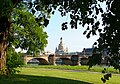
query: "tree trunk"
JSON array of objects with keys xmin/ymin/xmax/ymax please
[
  {"xmin": 0, "ymin": 32, "xmax": 6, "ymax": 70},
  {"xmin": 0, "ymin": 16, "xmax": 8, "ymax": 70}
]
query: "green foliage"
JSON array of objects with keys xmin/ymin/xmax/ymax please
[
  {"xmin": 0, "ymin": 46, "xmax": 24, "ymax": 76},
  {"xmin": 0, "ymin": 0, "xmax": 13, "ymax": 17},
  {"xmin": 0, "ymin": 68, "xmax": 7, "ymax": 76},
  {"xmin": 87, "ymin": 53, "xmax": 102, "ymax": 69},
  {"xmin": 108, "ymin": 56, "xmax": 120, "ymax": 71},
  {"xmin": 6, "ymin": 46, "xmax": 24, "ymax": 75},
  {"xmin": 0, "ymin": 0, "xmax": 13, "ymax": 43},
  {"xmin": 9, "ymin": 2, "xmax": 48, "ymax": 55}
]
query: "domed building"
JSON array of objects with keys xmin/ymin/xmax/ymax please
[{"xmin": 55, "ymin": 37, "xmax": 68, "ymax": 55}]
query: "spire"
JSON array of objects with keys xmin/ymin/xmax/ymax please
[
  {"xmin": 58, "ymin": 37, "xmax": 64, "ymax": 51},
  {"xmin": 55, "ymin": 47, "xmax": 58, "ymax": 53},
  {"xmin": 60, "ymin": 37, "xmax": 62, "ymax": 41},
  {"xmin": 60, "ymin": 37, "xmax": 63, "ymax": 44}
]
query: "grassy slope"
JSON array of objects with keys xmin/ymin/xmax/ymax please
[{"xmin": 0, "ymin": 66, "xmax": 120, "ymax": 84}]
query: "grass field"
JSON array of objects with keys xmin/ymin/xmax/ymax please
[
  {"xmin": 24, "ymin": 65, "xmax": 120, "ymax": 73},
  {"xmin": 0, "ymin": 65, "xmax": 120, "ymax": 84}
]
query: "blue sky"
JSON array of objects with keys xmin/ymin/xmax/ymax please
[{"xmin": 45, "ymin": 10, "xmax": 99, "ymax": 53}]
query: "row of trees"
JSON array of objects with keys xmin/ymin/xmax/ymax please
[{"xmin": 0, "ymin": 0, "xmax": 120, "ymax": 75}]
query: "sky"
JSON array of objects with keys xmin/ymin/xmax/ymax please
[{"xmin": 44, "ymin": 10, "xmax": 99, "ymax": 53}]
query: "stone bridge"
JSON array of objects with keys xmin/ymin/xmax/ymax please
[{"xmin": 22, "ymin": 54, "xmax": 88, "ymax": 65}]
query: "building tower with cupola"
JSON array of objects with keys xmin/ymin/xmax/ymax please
[{"xmin": 55, "ymin": 37, "xmax": 68, "ymax": 55}]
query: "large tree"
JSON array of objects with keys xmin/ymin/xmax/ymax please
[
  {"xmin": 0, "ymin": 0, "xmax": 48, "ymax": 70},
  {"xmin": 4, "ymin": 4, "xmax": 48, "ymax": 75}
]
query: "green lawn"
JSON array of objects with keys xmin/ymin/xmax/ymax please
[
  {"xmin": 0, "ymin": 66, "xmax": 120, "ymax": 84},
  {"xmin": 24, "ymin": 65, "xmax": 120, "ymax": 73}
]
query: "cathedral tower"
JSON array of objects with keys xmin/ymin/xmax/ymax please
[{"xmin": 55, "ymin": 37, "xmax": 68, "ymax": 55}]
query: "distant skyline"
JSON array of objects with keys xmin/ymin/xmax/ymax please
[{"xmin": 45, "ymin": 10, "xmax": 99, "ymax": 53}]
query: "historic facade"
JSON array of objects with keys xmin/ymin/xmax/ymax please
[{"xmin": 55, "ymin": 37, "xmax": 68, "ymax": 55}]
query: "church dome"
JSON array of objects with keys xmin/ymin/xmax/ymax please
[{"xmin": 55, "ymin": 37, "xmax": 68, "ymax": 54}]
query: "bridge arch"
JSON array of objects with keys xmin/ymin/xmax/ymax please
[
  {"xmin": 35, "ymin": 58, "xmax": 49, "ymax": 65},
  {"xmin": 71, "ymin": 55, "xmax": 80, "ymax": 65},
  {"xmin": 80, "ymin": 57, "xmax": 88, "ymax": 65},
  {"xmin": 56, "ymin": 58, "xmax": 72, "ymax": 65},
  {"xmin": 27, "ymin": 58, "xmax": 49, "ymax": 65}
]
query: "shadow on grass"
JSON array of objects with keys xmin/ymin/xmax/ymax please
[{"xmin": 0, "ymin": 74, "xmax": 93, "ymax": 84}]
